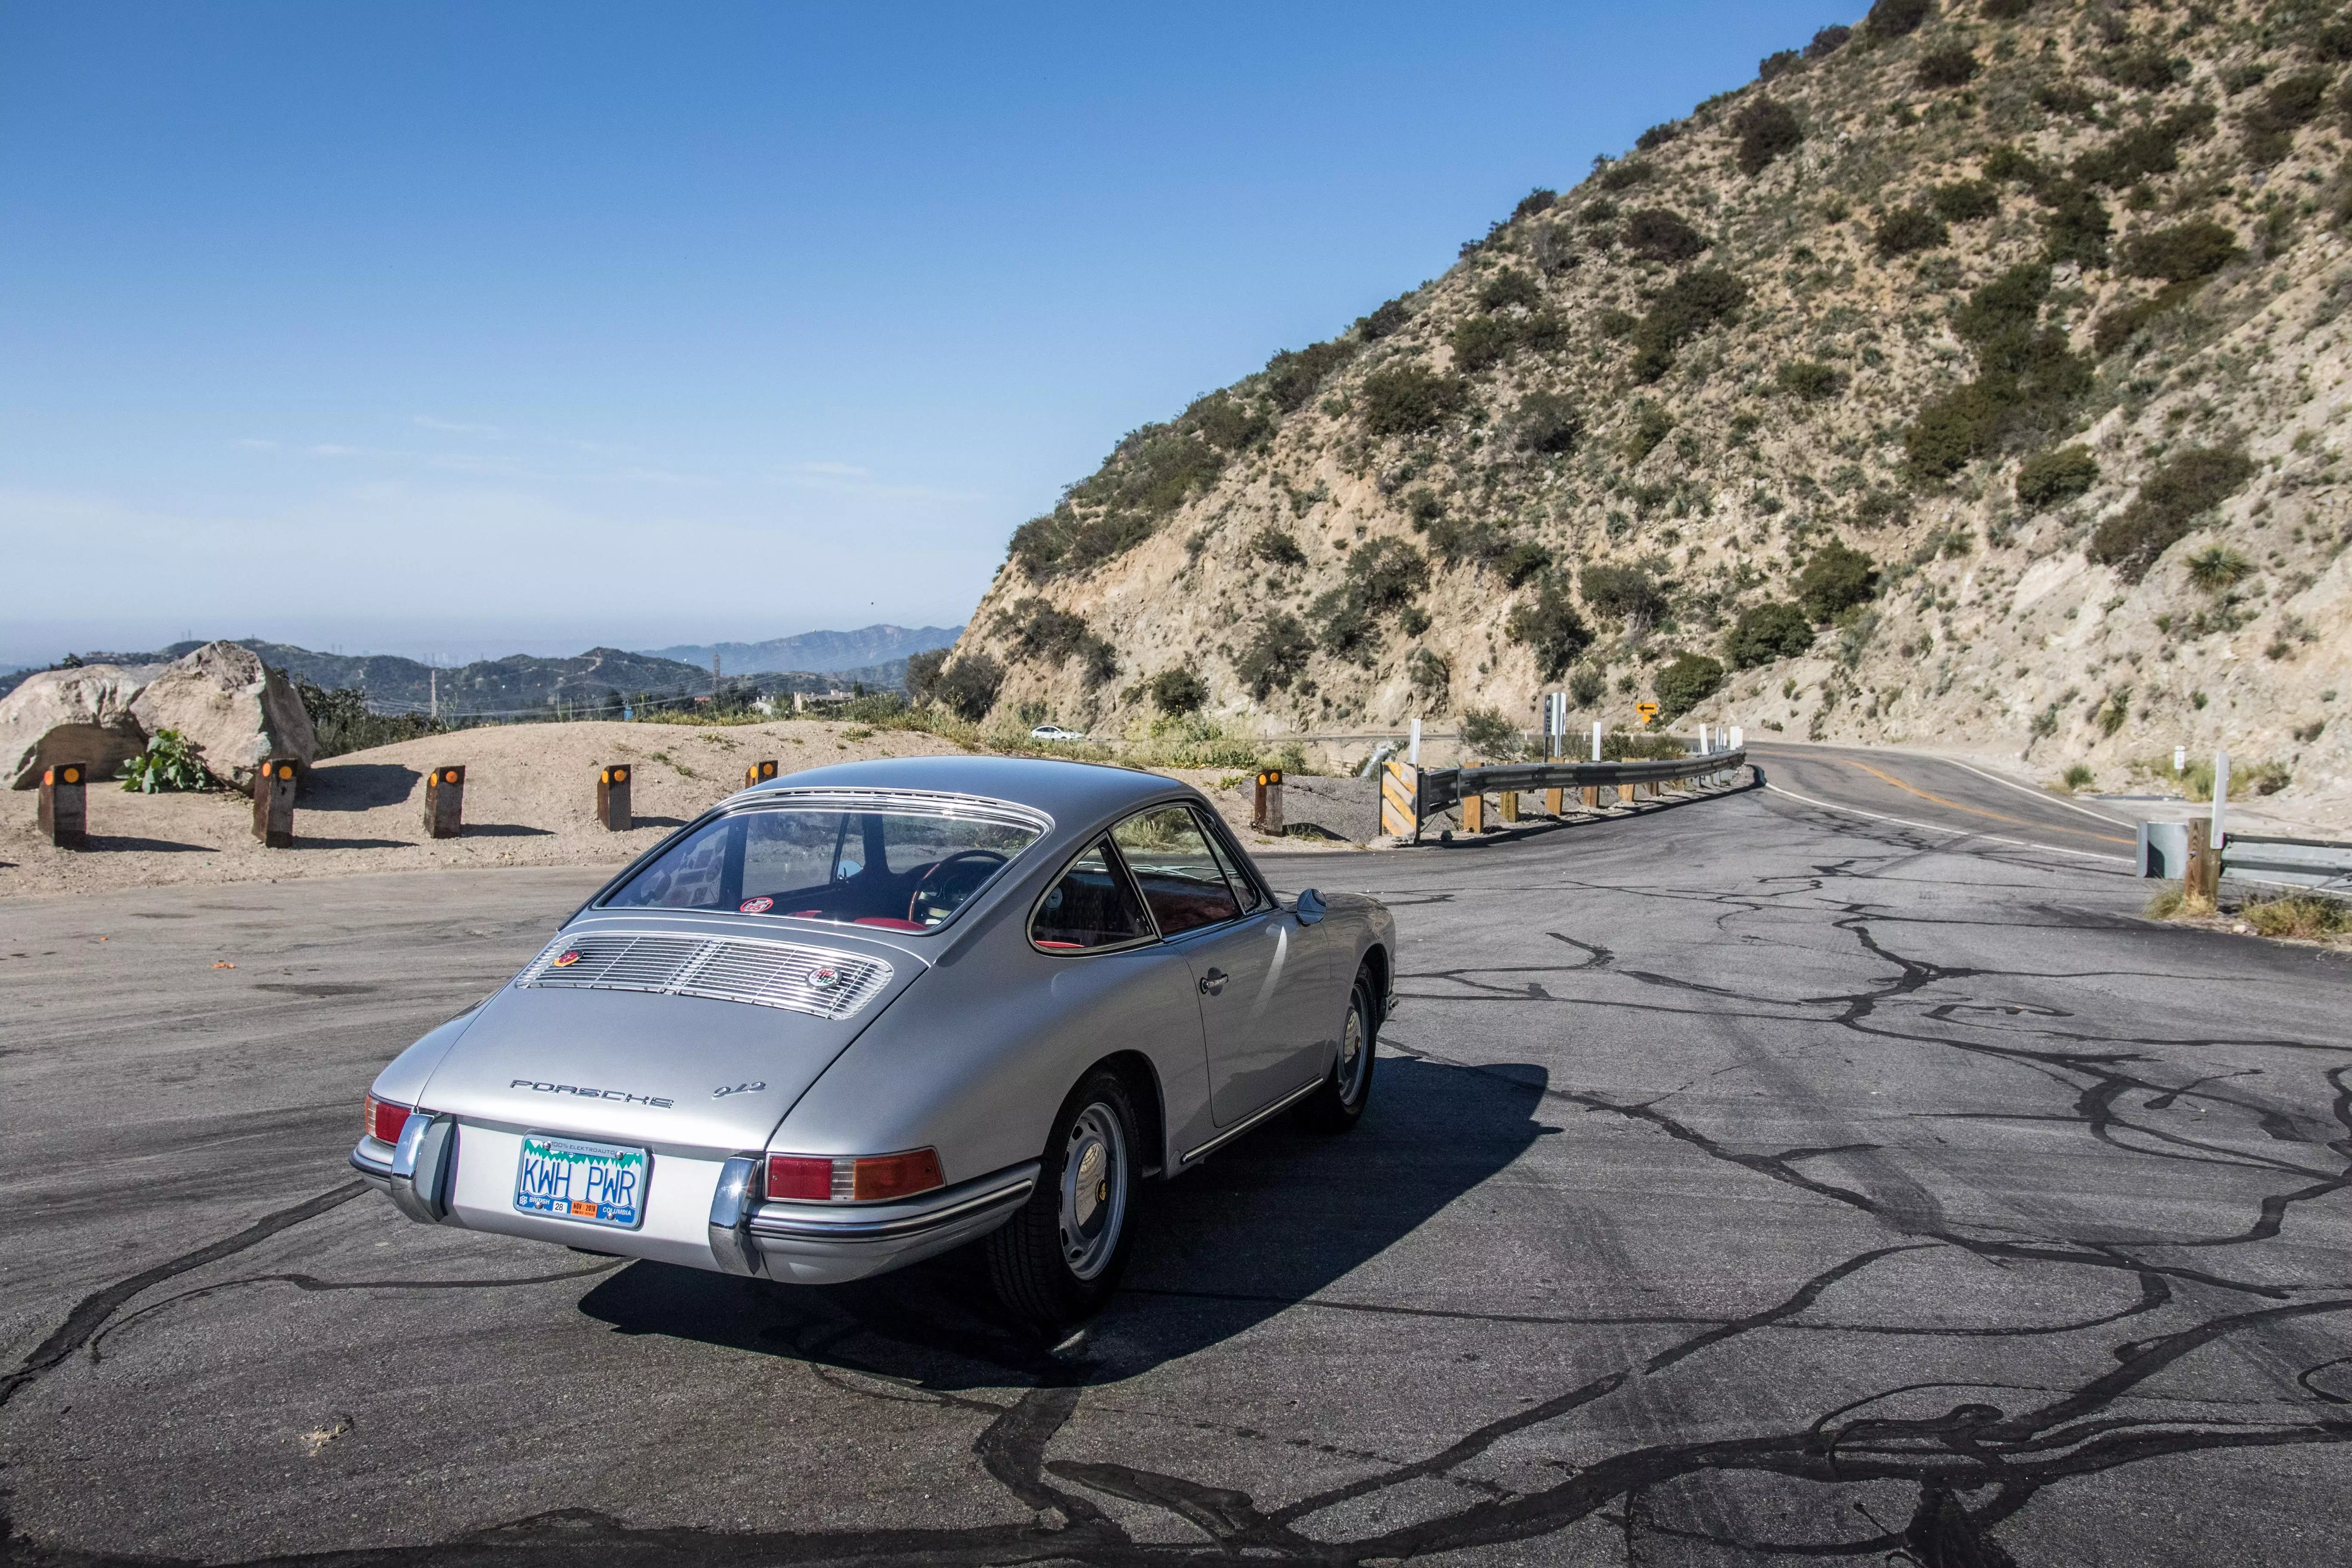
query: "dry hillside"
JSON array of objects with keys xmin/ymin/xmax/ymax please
[{"xmin": 940, "ymin": 0, "xmax": 2352, "ymax": 823}]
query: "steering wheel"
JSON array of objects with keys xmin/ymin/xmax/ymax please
[{"xmin": 907, "ymin": 850, "xmax": 1008, "ymax": 922}]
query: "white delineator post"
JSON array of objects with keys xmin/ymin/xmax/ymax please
[
  {"xmin": 1700, "ymin": 724, "xmax": 1712, "ymax": 755},
  {"xmin": 1591, "ymin": 722, "xmax": 1604, "ymax": 763},
  {"xmin": 2211, "ymin": 750, "xmax": 2231, "ymax": 848}
]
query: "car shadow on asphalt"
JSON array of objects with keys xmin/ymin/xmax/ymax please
[{"xmin": 575, "ymin": 1054, "xmax": 1547, "ymax": 1387}]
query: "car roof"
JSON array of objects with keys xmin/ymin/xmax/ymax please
[{"xmin": 735, "ymin": 753, "xmax": 1194, "ymax": 831}]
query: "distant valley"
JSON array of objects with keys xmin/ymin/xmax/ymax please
[{"xmin": 640, "ymin": 624, "xmax": 962, "ymax": 676}]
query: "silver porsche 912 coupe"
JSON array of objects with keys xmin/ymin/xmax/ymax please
[{"xmin": 353, "ymin": 756, "xmax": 1396, "ymax": 1324}]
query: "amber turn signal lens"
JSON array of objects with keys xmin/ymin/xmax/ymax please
[
  {"xmin": 851, "ymin": 1148, "xmax": 944, "ymax": 1201},
  {"xmin": 365, "ymin": 1095, "xmax": 411, "ymax": 1145}
]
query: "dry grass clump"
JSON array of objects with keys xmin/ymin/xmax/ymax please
[{"xmin": 2241, "ymin": 895, "xmax": 2352, "ymax": 942}]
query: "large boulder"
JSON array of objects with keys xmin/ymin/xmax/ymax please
[
  {"xmin": 0, "ymin": 665, "xmax": 150, "ymax": 789},
  {"xmin": 129, "ymin": 642, "xmax": 316, "ymax": 793}
]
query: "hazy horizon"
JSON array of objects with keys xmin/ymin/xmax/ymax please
[{"xmin": 3, "ymin": 0, "xmax": 1842, "ymax": 669}]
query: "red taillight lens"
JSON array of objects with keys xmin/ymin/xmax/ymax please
[
  {"xmin": 852, "ymin": 1149, "xmax": 944, "ymax": 1202},
  {"xmin": 765, "ymin": 1155, "xmax": 833, "ymax": 1201},
  {"xmin": 366, "ymin": 1096, "xmax": 411, "ymax": 1145}
]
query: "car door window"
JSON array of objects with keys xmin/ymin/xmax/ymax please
[
  {"xmin": 1197, "ymin": 815, "xmax": 1265, "ymax": 913},
  {"xmin": 1032, "ymin": 838, "xmax": 1155, "ymax": 951},
  {"xmin": 1113, "ymin": 806, "xmax": 1242, "ymax": 935}
]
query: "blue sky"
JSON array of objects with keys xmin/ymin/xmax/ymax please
[{"xmin": 0, "ymin": 1, "xmax": 1844, "ymax": 668}]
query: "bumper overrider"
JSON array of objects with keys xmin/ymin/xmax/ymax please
[{"xmin": 351, "ymin": 1118, "xmax": 1037, "ymax": 1285}]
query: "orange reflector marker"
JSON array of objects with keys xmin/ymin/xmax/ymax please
[{"xmin": 852, "ymin": 1148, "xmax": 945, "ymax": 1201}]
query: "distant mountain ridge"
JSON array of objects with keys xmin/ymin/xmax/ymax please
[{"xmin": 639, "ymin": 624, "xmax": 963, "ymax": 675}]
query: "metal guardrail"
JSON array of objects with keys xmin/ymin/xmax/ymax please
[
  {"xmin": 2138, "ymin": 822, "xmax": 2352, "ymax": 897},
  {"xmin": 1379, "ymin": 748, "xmax": 1749, "ymax": 842}
]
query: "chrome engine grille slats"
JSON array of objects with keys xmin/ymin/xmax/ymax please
[{"xmin": 521, "ymin": 933, "xmax": 893, "ymax": 1020}]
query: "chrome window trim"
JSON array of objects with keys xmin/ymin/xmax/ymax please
[
  {"xmin": 1026, "ymin": 832, "xmax": 1163, "ymax": 959},
  {"xmin": 1108, "ymin": 802, "xmax": 1255, "ymax": 943}
]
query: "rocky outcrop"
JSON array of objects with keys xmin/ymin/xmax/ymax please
[
  {"xmin": 129, "ymin": 642, "xmax": 316, "ymax": 793},
  {"xmin": 0, "ymin": 666, "xmax": 149, "ymax": 789}
]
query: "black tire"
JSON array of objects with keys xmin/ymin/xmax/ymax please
[
  {"xmin": 986, "ymin": 1069, "xmax": 1140, "ymax": 1328},
  {"xmin": 1297, "ymin": 968, "xmax": 1378, "ymax": 1133}
]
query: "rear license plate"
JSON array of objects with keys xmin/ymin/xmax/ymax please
[{"xmin": 514, "ymin": 1135, "xmax": 648, "ymax": 1229}]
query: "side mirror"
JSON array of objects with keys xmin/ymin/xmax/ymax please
[{"xmin": 1295, "ymin": 888, "xmax": 1326, "ymax": 925}]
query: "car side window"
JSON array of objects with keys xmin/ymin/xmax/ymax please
[
  {"xmin": 1197, "ymin": 814, "xmax": 1265, "ymax": 913},
  {"xmin": 1032, "ymin": 838, "xmax": 1155, "ymax": 951},
  {"xmin": 1113, "ymin": 806, "xmax": 1242, "ymax": 936}
]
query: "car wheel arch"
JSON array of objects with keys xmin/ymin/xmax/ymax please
[
  {"xmin": 1090, "ymin": 1049, "xmax": 1168, "ymax": 1178},
  {"xmin": 1358, "ymin": 943, "xmax": 1390, "ymax": 1027}
]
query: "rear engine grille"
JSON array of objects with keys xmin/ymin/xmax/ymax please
[{"xmin": 521, "ymin": 933, "xmax": 892, "ymax": 1020}]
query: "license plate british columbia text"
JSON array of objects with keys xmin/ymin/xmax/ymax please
[{"xmin": 514, "ymin": 1134, "xmax": 647, "ymax": 1228}]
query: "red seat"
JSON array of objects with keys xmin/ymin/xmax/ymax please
[{"xmin": 853, "ymin": 916, "xmax": 927, "ymax": 932}]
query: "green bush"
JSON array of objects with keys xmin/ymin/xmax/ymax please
[
  {"xmin": 1359, "ymin": 365, "xmax": 1468, "ymax": 435},
  {"xmin": 936, "ymin": 654, "xmax": 1004, "ymax": 721},
  {"xmin": 2122, "ymin": 220, "xmax": 2241, "ymax": 283},
  {"xmin": 1264, "ymin": 339, "xmax": 1356, "ymax": 411},
  {"xmin": 1499, "ymin": 541, "xmax": 1553, "ymax": 588},
  {"xmin": 1733, "ymin": 98, "xmax": 1803, "ymax": 176},
  {"xmin": 1510, "ymin": 189, "xmax": 1557, "ymax": 222},
  {"xmin": 1623, "ymin": 208, "xmax": 1708, "ymax": 262},
  {"xmin": 1311, "ymin": 586, "xmax": 1375, "ymax": 661},
  {"xmin": 1953, "ymin": 262, "xmax": 2050, "ymax": 346},
  {"xmin": 1459, "ymin": 705, "xmax": 1522, "ymax": 761},
  {"xmin": 1249, "ymin": 526, "xmax": 1305, "ymax": 566},
  {"xmin": 1598, "ymin": 308, "xmax": 1638, "ymax": 339},
  {"xmin": 2101, "ymin": 49, "xmax": 2188, "ymax": 94},
  {"xmin": 118, "ymin": 728, "xmax": 213, "ymax": 793},
  {"xmin": 1799, "ymin": 542, "xmax": 1879, "ymax": 621},
  {"xmin": 2184, "ymin": 544, "xmax": 2253, "ymax": 590},
  {"xmin": 1931, "ymin": 180, "xmax": 2000, "ymax": 223},
  {"xmin": 1626, "ymin": 402, "xmax": 1675, "ymax": 461},
  {"xmin": 1636, "ymin": 121, "xmax": 1682, "ymax": 151},
  {"xmin": 998, "ymin": 598, "xmax": 1118, "ymax": 687},
  {"xmin": 1807, "ymin": 24, "xmax": 1851, "ymax": 57},
  {"xmin": 1148, "ymin": 667, "xmax": 1207, "ymax": 715},
  {"xmin": 2015, "ymin": 445, "xmax": 2100, "ymax": 509},
  {"xmin": 2088, "ymin": 447, "xmax": 2256, "ymax": 581},
  {"xmin": 1631, "ymin": 268, "xmax": 1748, "ymax": 380},
  {"xmin": 1407, "ymin": 646, "xmax": 1449, "ymax": 693},
  {"xmin": 1865, "ymin": 0, "xmax": 1930, "ymax": 38},
  {"xmin": 1479, "ymin": 269, "xmax": 1543, "ymax": 309},
  {"xmin": 2319, "ymin": 20, "xmax": 2352, "ymax": 63},
  {"xmin": 2242, "ymin": 70, "xmax": 2334, "ymax": 165},
  {"xmin": 1569, "ymin": 666, "xmax": 1606, "ymax": 706},
  {"xmin": 1906, "ymin": 264, "xmax": 2089, "ymax": 481},
  {"xmin": 1449, "ymin": 313, "xmax": 1520, "ymax": 373},
  {"xmin": 2071, "ymin": 105, "xmax": 2214, "ymax": 188},
  {"xmin": 1984, "ymin": 144, "xmax": 2046, "ymax": 186},
  {"xmin": 1759, "ymin": 49, "xmax": 1801, "ymax": 83},
  {"xmin": 1598, "ymin": 159, "xmax": 1656, "ymax": 191},
  {"xmin": 1778, "ymin": 360, "xmax": 1845, "ymax": 400},
  {"xmin": 1653, "ymin": 652, "xmax": 1724, "ymax": 723},
  {"xmin": 1517, "ymin": 390, "xmax": 1583, "ymax": 454},
  {"xmin": 298, "ymin": 680, "xmax": 450, "ymax": 759},
  {"xmin": 904, "ymin": 649, "xmax": 949, "ymax": 708},
  {"xmin": 2063, "ymin": 763, "xmax": 2096, "ymax": 790},
  {"xmin": 1236, "ymin": 614, "xmax": 1314, "ymax": 699},
  {"xmin": 1187, "ymin": 394, "xmax": 1272, "ymax": 452},
  {"xmin": 1505, "ymin": 574, "xmax": 1595, "ymax": 680},
  {"xmin": 2092, "ymin": 280, "xmax": 2200, "ymax": 355},
  {"xmin": 1916, "ymin": 47, "xmax": 1980, "ymax": 89},
  {"xmin": 2040, "ymin": 183, "xmax": 2113, "ymax": 266},
  {"xmin": 2036, "ymin": 80, "xmax": 2099, "ymax": 118},
  {"xmin": 1727, "ymin": 602, "xmax": 1815, "ymax": 667},
  {"xmin": 1357, "ymin": 297, "xmax": 1411, "ymax": 340},
  {"xmin": 1580, "ymin": 562, "xmax": 1668, "ymax": 625},
  {"xmin": 1342, "ymin": 536, "xmax": 1427, "ymax": 615},
  {"xmin": 1981, "ymin": 0, "xmax": 2035, "ymax": 19}
]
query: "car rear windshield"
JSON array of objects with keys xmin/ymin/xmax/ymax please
[{"xmin": 601, "ymin": 802, "xmax": 1042, "ymax": 932}]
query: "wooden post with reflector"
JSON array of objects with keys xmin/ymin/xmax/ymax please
[
  {"xmin": 597, "ymin": 764, "xmax": 632, "ymax": 831},
  {"xmin": 746, "ymin": 759, "xmax": 779, "ymax": 788},
  {"xmin": 251, "ymin": 757, "xmax": 297, "ymax": 848},
  {"xmin": 1253, "ymin": 769, "xmax": 1285, "ymax": 834},
  {"xmin": 423, "ymin": 765, "xmax": 465, "ymax": 839},
  {"xmin": 1461, "ymin": 791, "xmax": 1485, "ymax": 834},
  {"xmin": 37, "ymin": 764, "xmax": 88, "ymax": 849},
  {"xmin": 1379, "ymin": 760, "xmax": 1420, "ymax": 842}
]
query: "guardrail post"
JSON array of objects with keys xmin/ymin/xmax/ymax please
[
  {"xmin": 1254, "ymin": 769, "xmax": 1285, "ymax": 834},
  {"xmin": 746, "ymin": 759, "xmax": 778, "ymax": 788},
  {"xmin": 1462, "ymin": 791, "xmax": 1485, "ymax": 834},
  {"xmin": 423, "ymin": 765, "xmax": 465, "ymax": 839},
  {"xmin": 250, "ymin": 757, "xmax": 297, "ymax": 847},
  {"xmin": 1380, "ymin": 760, "xmax": 1421, "ymax": 842},
  {"xmin": 37, "ymin": 764, "xmax": 89, "ymax": 849},
  {"xmin": 2186, "ymin": 819, "xmax": 2220, "ymax": 906},
  {"xmin": 1582, "ymin": 784, "xmax": 1601, "ymax": 810},
  {"xmin": 1545, "ymin": 786, "xmax": 1564, "ymax": 816},
  {"xmin": 1500, "ymin": 790, "xmax": 1520, "ymax": 824},
  {"xmin": 597, "ymin": 764, "xmax": 633, "ymax": 830}
]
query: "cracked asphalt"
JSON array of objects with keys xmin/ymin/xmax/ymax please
[{"xmin": 3, "ymin": 761, "xmax": 2349, "ymax": 1565}]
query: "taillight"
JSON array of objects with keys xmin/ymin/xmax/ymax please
[
  {"xmin": 366, "ymin": 1096, "xmax": 411, "ymax": 1145},
  {"xmin": 764, "ymin": 1149, "xmax": 943, "ymax": 1203}
]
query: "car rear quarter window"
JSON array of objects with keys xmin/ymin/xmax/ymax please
[
  {"xmin": 1113, "ymin": 806, "xmax": 1242, "ymax": 935},
  {"xmin": 1032, "ymin": 838, "xmax": 1155, "ymax": 951}
]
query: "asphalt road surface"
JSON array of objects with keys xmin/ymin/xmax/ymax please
[
  {"xmin": 5, "ymin": 764, "xmax": 2349, "ymax": 1566},
  {"xmin": 1749, "ymin": 742, "xmax": 2144, "ymax": 864}
]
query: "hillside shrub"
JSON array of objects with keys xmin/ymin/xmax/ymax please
[
  {"xmin": 999, "ymin": 597, "xmax": 1110, "ymax": 680},
  {"xmin": 1357, "ymin": 297, "xmax": 1411, "ymax": 340},
  {"xmin": 1807, "ymin": 25, "xmax": 1852, "ymax": 58},
  {"xmin": 1653, "ymin": 653, "xmax": 1724, "ymax": 723},
  {"xmin": 2101, "ymin": 49, "xmax": 2188, "ymax": 93},
  {"xmin": 1954, "ymin": 262, "xmax": 2050, "ymax": 344},
  {"xmin": 1598, "ymin": 308, "xmax": 1637, "ymax": 338},
  {"xmin": 1580, "ymin": 562, "xmax": 1669, "ymax": 626},
  {"xmin": 1598, "ymin": 159, "xmax": 1656, "ymax": 191},
  {"xmin": 1249, "ymin": 526, "xmax": 1306, "ymax": 566},
  {"xmin": 2089, "ymin": 447, "xmax": 2256, "ymax": 581},
  {"xmin": 1188, "ymin": 394, "xmax": 1272, "ymax": 452},
  {"xmin": 1760, "ymin": 49, "xmax": 1801, "ymax": 83},
  {"xmin": 1407, "ymin": 647, "xmax": 1449, "ymax": 694},
  {"xmin": 1727, "ymin": 602, "xmax": 1815, "ymax": 667},
  {"xmin": 1779, "ymin": 361, "xmax": 1846, "ymax": 400},
  {"xmin": 1459, "ymin": 706, "xmax": 1522, "ymax": 762},
  {"xmin": 2184, "ymin": 544, "xmax": 2254, "ymax": 591},
  {"xmin": 1931, "ymin": 180, "xmax": 2001, "ymax": 222},
  {"xmin": 1359, "ymin": 365, "xmax": 1467, "ymax": 435},
  {"xmin": 1983, "ymin": 144, "xmax": 2047, "ymax": 187},
  {"xmin": 1495, "ymin": 541, "xmax": 1551, "ymax": 588},
  {"xmin": 1479, "ymin": 268, "xmax": 1543, "ymax": 309},
  {"xmin": 1264, "ymin": 339, "xmax": 1355, "ymax": 411},
  {"xmin": 2015, "ymin": 445, "xmax": 2100, "ymax": 509},
  {"xmin": 1423, "ymin": 515, "xmax": 1511, "ymax": 568},
  {"xmin": 2319, "ymin": 20, "xmax": 2352, "ymax": 63},
  {"xmin": 1917, "ymin": 47, "xmax": 1980, "ymax": 89},
  {"xmin": 2036, "ymin": 81, "xmax": 2100, "ymax": 119},
  {"xmin": 1624, "ymin": 208, "xmax": 1709, "ymax": 262},
  {"xmin": 1310, "ymin": 586, "xmax": 1376, "ymax": 661},
  {"xmin": 904, "ymin": 649, "xmax": 948, "ymax": 708},
  {"xmin": 2072, "ymin": 105, "xmax": 2215, "ymax": 188},
  {"xmin": 1341, "ymin": 536, "xmax": 1427, "ymax": 615},
  {"xmin": 1149, "ymin": 667, "xmax": 1207, "ymax": 714},
  {"xmin": 1511, "ymin": 189, "xmax": 1557, "ymax": 222},
  {"xmin": 1236, "ymin": 614, "xmax": 1314, "ymax": 699},
  {"xmin": 2122, "ymin": 220, "xmax": 2241, "ymax": 282},
  {"xmin": 1567, "ymin": 666, "xmax": 1605, "ymax": 707},
  {"xmin": 1010, "ymin": 506, "xmax": 1156, "ymax": 579},
  {"xmin": 1877, "ymin": 206, "xmax": 1951, "ymax": 257},
  {"xmin": 935, "ymin": 654, "xmax": 1004, "ymax": 721},
  {"xmin": 1058, "ymin": 423, "xmax": 1228, "ymax": 540},
  {"xmin": 1504, "ymin": 574, "xmax": 1595, "ymax": 680},
  {"xmin": 1636, "ymin": 122, "xmax": 1682, "ymax": 151},
  {"xmin": 1626, "ymin": 402, "xmax": 1675, "ymax": 461},
  {"xmin": 1981, "ymin": 0, "xmax": 2035, "ymax": 18},
  {"xmin": 2093, "ymin": 280, "xmax": 2201, "ymax": 354},
  {"xmin": 1734, "ymin": 99, "xmax": 1803, "ymax": 177},
  {"xmin": 1631, "ymin": 268, "xmax": 1748, "ymax": 380},
  {"xmin": 1906, "ymin": 264, "xmax": 2092, "ymax": 480},
  {"xmin": 1450, "ymin": 314, "xmax": 1519, "ymax": 373},
  {"xmin": 298, "ymin": 680, "xmax": 449, "ymax": 758},
  {"xmin": 1798, "ymin": 542, "xmax": 1880, "ymax": 621},
  {"xmin": 1867, "ymin": 0, "xmax": 1931, "ymax": 37},
  {"xmin": 2041, "ymin": 183, "xmax": 2113, "ymax": 267},
  {"xmin": 2243, "ymin": 70, "xmax": 2334, "ymax": 164},
  {"xmin": 1517, "ymin": 389, "xmax": 1583, "ymax": 454}
]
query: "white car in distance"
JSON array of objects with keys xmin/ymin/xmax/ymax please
[{"xmin": 1030, "ymin": 725, "xmax": 1084, "ymax": 741}]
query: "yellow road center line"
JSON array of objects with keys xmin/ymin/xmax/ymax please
[{"xmin": 1838, "ymin": 759, "xmax": 2133, "ymax": 845}]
